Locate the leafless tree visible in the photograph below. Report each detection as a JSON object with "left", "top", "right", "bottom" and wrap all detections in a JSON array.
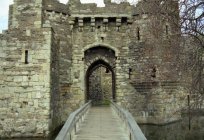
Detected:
[
  {"left": 179, "top": 0, "right": 203, "bottom": 109},
  {"left": 180, "top": 0, "right": 204, "bottom": 47}
]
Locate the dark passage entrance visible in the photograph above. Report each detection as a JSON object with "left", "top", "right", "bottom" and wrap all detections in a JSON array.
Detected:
[
  {"left": 84, "top": 47, "right": 116, "bottom": 105},
  {"left": 86, "top": 60, "right": 115, "bottom": 105},
  {"left": 88, "top": 65, "right": 112, "bottom": 105}
]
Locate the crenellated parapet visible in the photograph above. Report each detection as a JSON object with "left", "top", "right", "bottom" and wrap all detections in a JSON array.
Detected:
[{"left": 69, "top": 15, "right": 133, "bottom": 32}]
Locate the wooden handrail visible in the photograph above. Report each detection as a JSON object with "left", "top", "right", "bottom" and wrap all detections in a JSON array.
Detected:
[
  {"left": 55, "top": 101, "right": 92, "bottom": 140},
  {"left": 111, "top": 101, "right": 147, "bottom": 140}
]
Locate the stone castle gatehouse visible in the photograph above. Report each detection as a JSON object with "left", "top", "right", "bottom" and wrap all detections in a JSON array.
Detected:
[{"left": 0, "top": 0, "right": 188, "bottom": 138}]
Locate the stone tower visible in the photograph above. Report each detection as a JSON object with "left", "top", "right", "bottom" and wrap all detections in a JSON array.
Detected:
[{"left": 0, "top": 0, "right": 187, "bottom": 138}]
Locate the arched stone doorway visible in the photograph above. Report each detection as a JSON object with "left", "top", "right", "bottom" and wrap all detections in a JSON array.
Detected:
[{"left": 84, "top": 46, "right": 116, "bottom": 105}]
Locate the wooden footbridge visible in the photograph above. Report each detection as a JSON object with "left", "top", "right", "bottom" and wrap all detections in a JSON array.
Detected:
[{"left": 55, "top": 101, "right": 147, "bottom": 140}]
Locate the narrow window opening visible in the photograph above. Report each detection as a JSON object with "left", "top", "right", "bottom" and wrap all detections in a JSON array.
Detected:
[
  {"left": 137, "top": 27, "right": 140, "bottom": 41},
  {"left": 151, "top": 67, "right": 156, "bottom": 78},
  {"left": 98, "top": 26, "right": 101, "bottom": 29},
  {"left": 165, "top": 25, "right": 169, "bottom": 36},
  {"left": 129, "top": 68, "right": 132, "bottom": 79},
  {"left": 101, "top": 37, "right": 104, "bottom": 41},
  {"left": 25, "top": 50, "right": 29, "bottom": 64},
  {"left": 121, "top": 17, "right": 127, "bottom": 24}
]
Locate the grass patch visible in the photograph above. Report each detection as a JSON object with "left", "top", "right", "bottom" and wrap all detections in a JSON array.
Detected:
[{"left": 93, "top": 100, "right": 111, "bottom": 106}]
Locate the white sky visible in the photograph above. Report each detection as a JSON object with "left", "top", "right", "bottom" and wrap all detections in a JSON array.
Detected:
[
  {"left": 0, "top": 0, "right": 138, "bottom": 33},
  {"left": 0, "top": 0, "right": 13, "bottom": 33}
]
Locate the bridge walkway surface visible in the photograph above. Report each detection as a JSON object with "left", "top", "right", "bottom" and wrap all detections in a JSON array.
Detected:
[{"left": 73, "top": 106, "right": 129, "bottom": 140}]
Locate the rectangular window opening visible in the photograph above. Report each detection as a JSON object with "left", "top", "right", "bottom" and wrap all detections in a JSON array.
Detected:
[
  {"left": 129, "top": 68, "right": 132, "bottom": 79},
  {"left": 166, "top": 25, "right": 169, "bottom": 36},
  {"left": 137, "top": 27, "right": 140, "bottom": 41},
  {"left": 25, "top": 50, "right": 29, "bottom": 64}
]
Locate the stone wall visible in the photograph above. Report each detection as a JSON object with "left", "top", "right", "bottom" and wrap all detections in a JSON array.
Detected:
[
  {"left": 0, "top": 0, "right": 62, "bottom": 137},
  {"left": 0, "top": 28, "right": 53, "bottom": 137},
  {"left": 43, "top": 1, "right": 73, "bottom": 123},
  {"left": 50, "top": 30, "right": 60, "bottom": 132},
  {"left": 9, "top": 0, "right": 43, "bottom": 29},
  {"left": 127, "top": 9, "right": 187, "bottom": 124}
]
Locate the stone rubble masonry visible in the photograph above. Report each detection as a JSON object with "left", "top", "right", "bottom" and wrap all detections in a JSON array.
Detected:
[
  {"left": 0, "top": 27, "right": 53, "bottom": 137},
  {"left": 0, "top": 0, "right": 189, "bottom": 138}
]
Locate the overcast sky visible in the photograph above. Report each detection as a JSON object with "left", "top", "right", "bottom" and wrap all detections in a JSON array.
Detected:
[
  {"left": 0, "top": 0, "right": 13, "bottom": 33},
  {"left": 0, "top": 0, "right": 138, "bottom": 33}
]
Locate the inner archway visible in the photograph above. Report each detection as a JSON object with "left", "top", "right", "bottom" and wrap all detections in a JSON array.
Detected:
[
  {"left": 84, "top": 46, "right": 116, "bottom": 105},
  {"left": 86, "top": 60, "right": 115, "bottom": 105}
]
